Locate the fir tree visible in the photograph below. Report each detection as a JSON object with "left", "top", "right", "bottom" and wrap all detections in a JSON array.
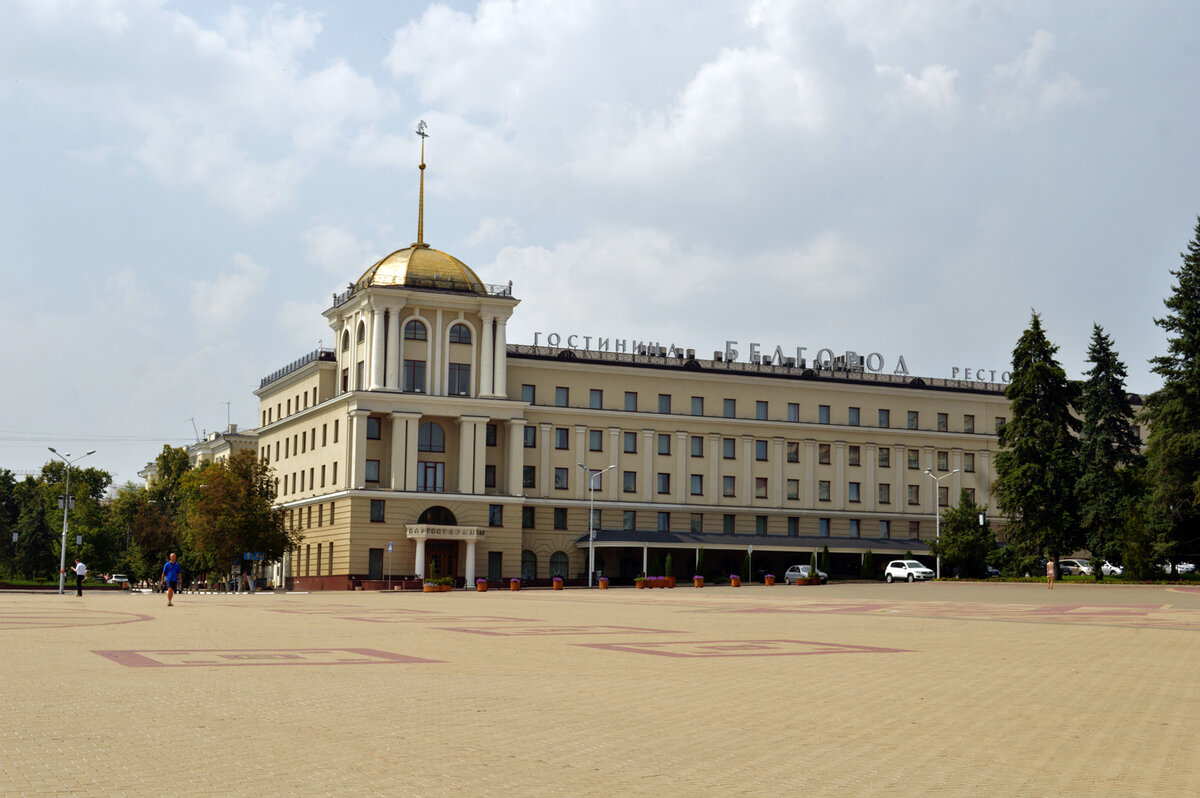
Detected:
[{"left": 993, "top": 312, "right": 1081, "bottom": 565}]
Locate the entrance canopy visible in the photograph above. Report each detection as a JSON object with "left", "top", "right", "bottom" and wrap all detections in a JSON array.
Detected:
[{"left": 574, "top": 529, "right": 929, "bottom": 556}]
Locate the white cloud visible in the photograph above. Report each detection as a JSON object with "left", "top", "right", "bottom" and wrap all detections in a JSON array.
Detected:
[
  {"left": 466, "top": 217, "right": 522, "bottom": 247},
  {"left": 190, "top": 253, "right": 268, "bottom": 333},
  {"left": 93, "top": 268, "right": 159, "bottom": 332},
  {"left": 277, "top": 299, "right": 331, "bottom": 351},
  {"left": 302, "top": 225, "right": 379, "bottom": 277},
  {"left": 876, "top": 64, "right": 959, "bottom": 117},
  {"left": 984, "top": 30, "right": 1090, "bottom": 127}
]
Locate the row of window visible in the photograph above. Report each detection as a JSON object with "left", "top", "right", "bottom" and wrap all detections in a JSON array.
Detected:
[
  {"left": 277, "top": 462, "right": 338, "bottom": 497},
  {"left": 286, "top": 500, "right": 337, "bottom": 532},
  {"left": 341, "top": 320, "right": 473, "bottom": 350},
  {"left": 519, "top": 386, "right": 1002, "bottom": 433},
  {"left": 263, "top": 385, "right": 322, "bottom": 426},
  {"left": 262, "top": 419, "right": 340, "bottom": 464}
]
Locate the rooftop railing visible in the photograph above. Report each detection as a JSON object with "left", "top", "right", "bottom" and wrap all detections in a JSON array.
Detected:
[
  {"left": 330, "top": 278, "right": 515, "bottom": 309},
  {"left": 259, "top": 349, "right": 336, "bottom": 389}
]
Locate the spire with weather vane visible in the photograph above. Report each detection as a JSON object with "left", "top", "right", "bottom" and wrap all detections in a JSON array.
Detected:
[{"left": 414, "top": 120, "right": 430, "bottom": 248}]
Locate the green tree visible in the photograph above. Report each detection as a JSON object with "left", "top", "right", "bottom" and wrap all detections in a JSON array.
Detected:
[
  {"left": 1143, "top": 216, "right": 1200, "bottom": 566},
  {"left": 13, "top": 476, "right": 54, "bottom": 579},
  {"left": 1077, "top": 325, "right": 1143, "bottom": 579},
  {"left": 994, "top": 312, "right": 1082, "bottom": 567},
  {"left": 928, "top": 490, "right": 995, "bottom": 578},
  {"left": 0, "top": 469, "right": 17, "bottom": 578}
]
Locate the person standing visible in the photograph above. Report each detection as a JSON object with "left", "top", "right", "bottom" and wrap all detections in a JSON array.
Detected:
[
  {"left": 161, "top": 552, "right": 182, "bottom": 607},
  {"left": 73, "top": 558, "right": 86, "bottom": 596},
  {"left": 1046, "top": 559, "right": 1055, "bottom": 590}
]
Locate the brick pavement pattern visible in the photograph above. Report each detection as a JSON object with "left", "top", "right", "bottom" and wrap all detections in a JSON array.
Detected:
[{"left": 3, "top": 581, "right": 1200, "bottom": 796}]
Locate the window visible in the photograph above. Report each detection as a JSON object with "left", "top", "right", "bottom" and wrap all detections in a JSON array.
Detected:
[
  {"left": 787, "top": 441, "right": 799, "bottom": 463},
  {"left": 657, "top": 473, "right": 671, "bottom": 494},
  {"left": 907, "top": 411, "right": 919, "bottom": 429},
  {"left": 417, "top": 462, "right": 444, "bottom": 492},
  {"left": 756, "top": 515, "right": 768, "bottom": 535},
  {"left": 907, "top": 450, "right": 920, "bottom": 469},
  {"left": 485, "top": 424, "right": 496, "bottom": 446},
  {"left": 819, "top": 518, "right": 830, "bottom": 537},
  {"left": 849, "top": 519, "right": 860, "bottom": 538},
  {"left": 848, "top": 445, "right": 861, "bottom": 466},
  {"left": 754, "top": 477, "right": 768, "bottom": 498},
  {"left": 554, "top": 468, "right": 568, "bottom": 490},
  {"left": 555, "top": 387, "right": 568, "bottom": 407},
  {"left": 403, "top": 360, "right": 426, "bottom": 392},
  {"left": 819, "top": 405, "right": 830, "bottom": 424},
  {"left": 521, "top": 384, "right": 535, "bottom": 403},
  {"left": 449, "top": 323, "right": 471, "bottom": 344},
  {"left": 522, "top": 507, "right": 535, "bottom": 529},
  {"left": 690, "top": 436, "right": 704, "bottom": 457},
  {"left": 879, "top": 409, "right": 890, "bottom": 428},
  {"left": 357, "top": 322, "right": 366, "bottom": 344},
  {"left": 908, "top": 485, "right": 920, "bottom": 505},
  {"left": 489, "top": 505, "right": 503, "bottom": 527},
  {"left": 965, "top": 488, "right": 976, "bottom": 504},
  {"left": 522, "top": 466, "right": 536, "bottom": 488},
  {"left": 555, "top": 428, "right": 568, "bottom": 449},
  {"left": 589, "top": 429, "right": 603, "bottom": 451},
  {"left": 690, "top": 474, "right": 703, "bottom": 495},
  {"left": 521, "top": 550, "right": 536, "bottom": 580},
  {"left": 320, "top": 464, "right": 326, "bottom": 487},
  {"left": 818, "top": 444, "right": 831, "bottom": 464},
  {"left": 878, "top": 483, "right": 891, "bottom": 504},
  {"left": 624, "top": 391, "right": 637, "bottom": 411},
  {"left": 755, "top": 440, "right": 768, "bottom": 461},
  {"left": 787, "top": 402, "right": 799, "bottom": 422},
  {"left": 418, "top": 422, "right": 445, "bottom": 452},
  {"left": 964, "top": 452, "right": 975, "bottom": 472},
  {"left": 690, "top": 513, "right": 703, "bottom": 533},
  {"left": 623, "top": 432, "right": 637, "bottom": 453},
  {"left": 848, "top": 407, "right": 860, "bottom": 426},
  {"left": 341, "top": 330, "right": 350, "bottom": 351},
  {"left": 356, "top": 361, "right": 364, "bottom": 390},
  {"left": 658, "top": 394, "right": 671, "bottom": 414},
  {"left": 818, "top": 480, "right": 831, "bottom": 502},
  {"left": 484, "top": 465, "right": 496, "bottom": 488},
  {"left": 623, "top": 471, "right": 636, "bottom": 493},
  {"left": 691, "top": 396, "right": 704, "bottom": 416},
  {"left": 964, "top": 414, "right": 975, "bottom": 434},
  {"left": 589, "top": 389, "right": 602, "bottom": 409},
  {"left": 722, "top": 476, "right": 736, "bottom": 497},
  {"left": 995, "top": 416, "right": 1006, "bottom": 432},
  {"left": 938, "top": 486, "right": 949, "bottom": 506},
  {"left": 657, "top": 512, "right": 670, "bottom": 532},
  {"left": 723, "top": 438, "right": 736, "bottom": 459},
  {"left": 657, "top": 434, "right": 670, "bottom": 455},
  {"left": 909, "top": 521, "right": 921, "bottom": 540},
  {"left": 723, "top": 398, "right": 736, "bottom": 418},
  {"left": 937, "top": 412, "right": 948, "bottom": 432},
  {"left": 788, "top": 517, "right": 799, "bottom": 537},
  {"left": 554, "top": 508, "right": 568, "bottom": 529},
  {"left": 623, "top": 510, "right": 636, "bottom": 530},
  {"left": 937, "top": 451, "right": 949, "bottom": 471},
  {"left": 787, "top": 479, "right": 799, "bottom": 500},
  {"left": 878, "top": 447, "right": 890, "bottom": 468},
  {"left": 848, "top": 482, "right": 861, "bottom": 502},
  {"left": 404, "top": 320, "right": 427, "bottom": 340},
  {"left": 365, "top": 460, "right": 380, "bottom": 482},
  {"left": 880, "top": 520, "right": 891, "bottom": 538},
  {"left": 723, "top": 514, "right": 735, "bottom": 534},
  {"left": 448, "top": 363, "right": 471, "bottom": 395},
  {"left": 550, "top": 551, "right": 569, "bottom": 579},
  {"left": 523, "top": 426, "right": 537, "bottom": 448},
  {"left": 366, "top": 417, "right": 381, "bottom": 439},
  {"left": 332, "top": 462, "right": 337, "bottom": 483},
  {"left": 370, "top": 500, "right": 385, "bottom": 522},
  {"left": 756, "top": 401, "right": 768, "bottom": 420},
  {"left": 321, "top": 424, "right": 327, "bottom": 446}
]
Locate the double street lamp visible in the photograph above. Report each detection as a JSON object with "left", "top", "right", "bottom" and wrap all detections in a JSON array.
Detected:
[
  {"left": 577, "top": 463, "right": 616, "bottom": 588},
  {"left": 924, "top": 468, "right": 959, "bottom": 580},
  {"left": 48, "top": 448, "right": 96, "bottom": 594}
]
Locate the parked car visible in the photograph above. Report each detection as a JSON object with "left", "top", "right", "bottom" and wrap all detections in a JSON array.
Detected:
[
  {"left": 108, "top": 574, "right": 129, "bottom": 585},
  {"left": 1058, "top": 559, "right": 1092, "bottom": 576},
  {"left": 1100, "top": 561, "right": 1124, "bottom": 577},
  {"left": 984, "top": 565, "right": 1001, "bottom": 578},
  {"left": 783, "top": 564, "right": 828, "bottom": 585},
  {"left": 1176, "top": 562, "right": 1196, "bottom": 574},
  {"left": 884, "top": 560, "right": 935, "bottom": 582}
]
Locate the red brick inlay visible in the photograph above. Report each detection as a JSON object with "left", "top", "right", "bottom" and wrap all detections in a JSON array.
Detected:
[
  {"left": 0, "top": 607, "right": 153, "bottom": 631},
  {"left": 441, "top": 624, "right": 680, "bottom": 637},
  {"left": 575, "top": 638, "right": 911, "bottom": 658},
  {"left": 92, "top": 648, "right": 443, "bottom": 668}
]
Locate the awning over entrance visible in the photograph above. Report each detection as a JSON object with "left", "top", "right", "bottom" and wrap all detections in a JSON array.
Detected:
[
  {"left": 573, "top": 529, "right": 930, "bottom": 556},
  {"left": 406, "top": 524, "right": 487, "bottom": 582}
]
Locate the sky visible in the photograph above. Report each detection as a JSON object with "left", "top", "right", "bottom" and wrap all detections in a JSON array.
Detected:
[{"left": 2, "top": 0, "right": 1197, "bottom": 487}]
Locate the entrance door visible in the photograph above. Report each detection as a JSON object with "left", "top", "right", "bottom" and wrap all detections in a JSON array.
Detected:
[
  {"left": 368, "top": 548, "right": 384, "bottom": 580},
  {"left": 488, "top": 551, "right": 503, "bottom": 582},
  {"left": 426, "top": 541, "right": 458, "bottom": 580}
]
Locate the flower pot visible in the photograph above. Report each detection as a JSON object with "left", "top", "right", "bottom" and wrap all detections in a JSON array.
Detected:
[
  {"left": 730, "top": 576, "right": 741, "bottom": 587},
  {"left": 598, "top": 577, "right": 609, "bottom": 589},
  {"left": 665, "top": 576, "right": 676, "bottom": 588},
  {"left": 553, "top": 579, "right": 563, "bottom": 590},
  {"left": 423, "top": 584, "right": 434, "bottom": 593},
  {"left": 764, "top": 576, "right": 775, "bottom": 586},
  {"left": 635, "top": 581, "right": 646, "bottom": 589},
  {"left": 510, "top": 580, "right": 521, "bottom": 591},
  {"left": 693, "top": 577, "right": 704, "bottom": 588},
  {"left": 476, "top": 582, "right": 487, "bottom": 592}
]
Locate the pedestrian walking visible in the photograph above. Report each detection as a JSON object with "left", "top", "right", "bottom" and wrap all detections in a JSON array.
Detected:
[
  {"left": 162, "top": 552, "right": 182, "bottom": 607},
  {"left": 73, "top": 558, "right": 86, "bottom": 596},
  {"left": 1046, "top": 559, "right": 1055, "bottom": 590}
]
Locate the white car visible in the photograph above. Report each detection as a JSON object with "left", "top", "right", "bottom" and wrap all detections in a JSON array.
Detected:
[
  {"left": 784, "top": 564, "right": 828, "bottom": 584},
  {"left": 108, "top": 574, "right": 129, "bottom": 584},
  {"left": 1059, "top": 559, "right": 1092, "bottom": 576},
  {"left": 1176, "top": 562, "right": 1196, "bottom": 574},
  {"left": 884, "top": 560, "right": 935, "bottom": 583},
  {"left": 1100, "top": 562, "right": 1124, "bottom": 577}
]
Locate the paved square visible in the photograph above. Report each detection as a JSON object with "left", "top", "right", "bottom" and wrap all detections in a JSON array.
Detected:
[{"left": 3, "top": 581, "right": 1200, "bottom": 796}]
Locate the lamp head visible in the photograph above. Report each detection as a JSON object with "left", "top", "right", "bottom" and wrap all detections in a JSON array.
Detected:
[
  {"left": 85, "top": 450, "right": 96, "bottom": 457},
  {"left": 924, "top": 468, "right": 932, "bottom": 476},
  {"left": 48, "top": 447, "right": 57, "bottom": 454}
]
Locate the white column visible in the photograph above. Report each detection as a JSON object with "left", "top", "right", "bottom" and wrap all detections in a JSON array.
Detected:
[
  {"left": 386, "top": 310, "right": 400, "bottom": 389},
  {"left": 708, "top": 433, "right": 721, "bottom": 506},
  {"left": 415, "top": 538, "right": 426, "bottom": 579},
  {"left": 772, "top": 437, "right": 784, "bottom": 507},
  {"left": 865, "top": 443, "right": 877, "bottom": 512},
  {"left": 834, "top": 441, "right": 846, "bottom": 510},
  {"left": 742, "top": 435, "right": 753, "bottom": 502},
  {"left": 675, "top": 431, "right": 687, "bottom": 503},
  {"left": 432, "top": 308, "right": 443, "bottom": 396},
  {"left": 494, "top": 317, "right": 508, "bottom": 397},
  {"left": 574, "top": 425, "right": 588, "bottom": 500},
  {"left": 350, "top": 410, "right": 368, "bottom": 489},
  {"left": 979, "top": 451, "right": 991, "bottom": 506},
  {"left": 895, "top": 445, "right": 906, "bottom": 515},
  {"left": 457, "top": 417, "right": 476, "bottom": 495},
  {"left": 507, "top": 420, "right": 525, "bottom": 496},
  {"left": 804, "top": 440, "right": 815, "bottom": 506},
  {"left": 465, "top": 539, "right": 477, "bottom": 585},
  {"left": 608, "top": 427, "right": 620, "bottom": 501},
  {"left": 642, "top": 429, "right": 654, "bottom": 501},
  {"left": 480, "top": 313, "right": 495, "bottom": 396},
  {"left": 474, "top": 421, "right": 488, "bottom": 496},
  {"left": 370, "top": 308, "right": 386, "bottom": 390}
]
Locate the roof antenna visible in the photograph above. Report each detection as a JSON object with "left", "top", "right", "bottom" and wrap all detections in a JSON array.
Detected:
[
  {"left": 188, "top": 418, "right": 200, "bottom": 443},
  {"left": 222, "top": 402, "right": 231, "bottom": 432},
  {"left": 414, "top": 120, "right": 430, "bottom": 249}
]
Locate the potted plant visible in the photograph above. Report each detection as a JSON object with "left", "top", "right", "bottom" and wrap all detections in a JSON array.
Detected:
[
  {"left": 693, "top": 574, "right": 704, "bottom": 588},
  {"left": 764, "top": 573, "right": 775, "bottom": 586},
  {"left": 476, "top": 578, "right": 488, "bottom": 592},
  {"left": 730, "top": 574, "right": 742, "bottom": 587},
  {"left": 510, "top": 577, "right": 521, "bottom": 591},
  {"left": 552, "top": 576, "right": 564, "bottom": 590},
  {"left": 664, "top": 554, "right": 676, "bottom": 588},
  {"left": 598, "top": 576, "right": 610, "bottom": 589},
  {"left": 635, "top": 576, "right": 646, "bottom": 589}
]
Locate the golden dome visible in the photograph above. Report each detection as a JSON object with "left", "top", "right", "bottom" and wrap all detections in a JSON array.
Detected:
[{"left": 354, "top": 243, "right": 486, "bottom": 294}]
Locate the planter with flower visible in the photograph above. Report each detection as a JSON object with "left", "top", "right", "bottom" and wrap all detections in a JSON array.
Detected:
[
  {"left": 693, "top": 575, "right": 704, "bottom": 588},
  {"left": 635, "top": 576, "right": 646, "bottom": 589},
  {"left": 552, "top": 576, "right": 564, "bottom": 590},
  {"left": 730, "top": 574, "right": 741, "bottom": 587},
  {"left": 764, "top": 573, "right": 775, "bottom": 586},
  {"left": 510, "top": 578, "right": 521, "bottom": 591},
  {"left": 476, "top": 578, "right": 488, "bottom": 592},
  {"left": 598, "top": 576, "right": 610, "bottom": 589}
]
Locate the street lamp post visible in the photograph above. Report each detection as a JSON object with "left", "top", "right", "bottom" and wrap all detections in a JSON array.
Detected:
[
  {"left": 924, "top": 468, "right": 960, "bottom": 580},
  {"left": 577, "top": 463, "right": 617, "bottom": 588},
  {"left": 48, "top": 448, "right": 96, "bottom": 594}
]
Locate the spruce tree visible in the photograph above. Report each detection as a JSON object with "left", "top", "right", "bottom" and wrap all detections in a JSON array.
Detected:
[
  {"left": 993, "top": 312, "right": 1081, "bottom": 566},
  {"left": 1077, "top": 324, "right": 1142, "bottom": 577},
  {"left": 1144, "top": 216, "right": 1200, "bottom": 560}
]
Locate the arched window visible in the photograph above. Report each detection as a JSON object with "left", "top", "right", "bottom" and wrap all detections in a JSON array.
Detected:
[
  {"left": 404, "top": 320, "right": 427, "bottom": 340},
  {"left": 341, "top": 330, "right": 350, "bottom": 352},
  {"left": 449, "top": 323, "right": 471, "bottom": 344},
  {"left": 417, "top": 506, "right": 457, "bottom": 525},
  {"left": 549, "top": 551, "right": 569, "bottom": 579},
  {"left": 418, "top": 422, "right": 445, "bottom": 452},
  {"left": 356, "top": 321, "right": 366, "bottom": 343},
  {"left": 522, "top": 550, "right": 537, "bottom": 581}
]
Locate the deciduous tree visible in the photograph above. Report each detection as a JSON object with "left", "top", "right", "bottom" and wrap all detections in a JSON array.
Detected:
[{"left": 928, "top": 490, "right": 995, "bottom": 578}]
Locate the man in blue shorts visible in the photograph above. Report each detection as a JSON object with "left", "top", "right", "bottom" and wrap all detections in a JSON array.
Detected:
[{"left": 161, "top": 552, "right": 182, "bottom": 607}]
